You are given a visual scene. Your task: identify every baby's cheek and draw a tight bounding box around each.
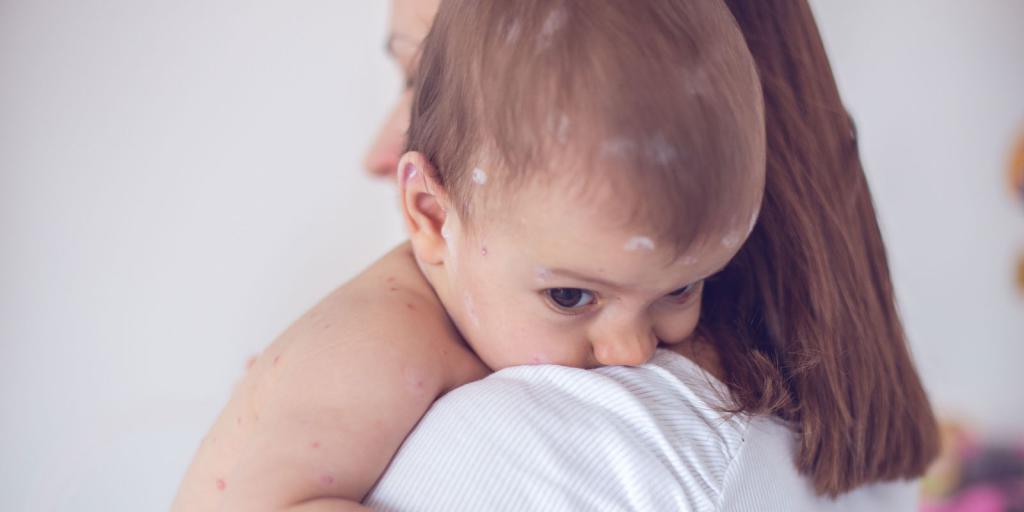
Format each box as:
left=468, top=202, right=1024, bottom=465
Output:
left=493, top=327, right=561, bottom=367
left=518, top=329, right=590, bottom=367
left=466, top=313, right=531, bottom=370
left=496, top=333, right=546, bottom=367
left=653, top=307, right=701, bottom=344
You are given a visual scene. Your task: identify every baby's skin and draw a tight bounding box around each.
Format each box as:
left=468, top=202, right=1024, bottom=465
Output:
left=171, top=242, right=490, bottom=511
left=171, top=152, right=756, bottom=510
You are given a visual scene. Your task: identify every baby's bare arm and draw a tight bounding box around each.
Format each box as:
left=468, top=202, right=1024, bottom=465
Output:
left=219, top=295, right=452, bottom=510
left=171, top=244, right=487, bottom=511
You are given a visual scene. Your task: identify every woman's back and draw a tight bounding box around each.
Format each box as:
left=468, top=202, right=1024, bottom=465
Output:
left=366, top=348, right=919, bottom=511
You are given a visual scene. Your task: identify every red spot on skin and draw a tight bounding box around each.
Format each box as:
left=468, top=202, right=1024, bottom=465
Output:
left=244, top=354, right=258, bottom=370
left=321, top=474, right=335, bottom=485
left=216, top=478, right=226, bottom=491
left=323, top=323, right=332, bottom=330
left=405, top=303, right=416, bottom=311
left=253, top=413, right=260, bottom=422
left=389, top=287, right=399, bottom=292
left=403, top=367, right=429, bottom=394
left=530, top=356, right=541, bottom=364
left=273, top=355, right=281, bottom=366
left=236, top=416, right=242, bottom=426
left=386, top=276, right=396, bottom=283
left=481, top=246, right=488, bottom=256
left=310, top=441, right=320, bottom=449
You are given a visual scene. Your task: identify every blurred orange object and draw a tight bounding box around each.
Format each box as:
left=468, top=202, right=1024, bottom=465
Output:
left=1017, top=253, right=1024, bottom=294
left=1010, top=126, right=1024, bottom=202
left=1011, top=127, right=1024, bottom=294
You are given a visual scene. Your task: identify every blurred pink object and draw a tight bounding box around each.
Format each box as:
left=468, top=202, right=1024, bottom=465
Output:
left=955, top=485, right=1007, bottom=511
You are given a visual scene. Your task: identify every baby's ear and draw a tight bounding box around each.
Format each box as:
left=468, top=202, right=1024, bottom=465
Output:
left=398, top=152, right=451, bottom=266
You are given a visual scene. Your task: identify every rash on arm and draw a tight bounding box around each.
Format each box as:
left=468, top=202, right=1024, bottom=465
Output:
left=218, top=328, right=446, bottom=511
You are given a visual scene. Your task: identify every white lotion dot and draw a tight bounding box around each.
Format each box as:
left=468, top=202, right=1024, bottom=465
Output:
left=682, top=255, right=699, bottom=266
left=541, top=7, right=567, bottom=37
left=472, top=167, right=488, bottom=185
left=721, top=232, right=741, bottom=248
left=624, top=236, right=656, bottom=252
left=548, top=112, right=573, bottom=144
left=535, top=266, right=552, bottom=282
left=441, top=224, right=452, bottom=240
left=398, top=163, right=418, bottom=182
left=647, top=133, right=678, bottom=166
left=682, top=67, right=713, bottom=98
left=600, top=137, right=636, bottom=160
left=463, top=292, right=480, bottom=327
left=505, top=20, right=521, bottom=45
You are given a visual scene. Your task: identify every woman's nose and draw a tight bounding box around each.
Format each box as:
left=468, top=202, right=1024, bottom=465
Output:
left=592, top=323, right=658, bottom=367
left=362, top=121, right=403, bottom=180
left=362, top=94, right=412, bottom=180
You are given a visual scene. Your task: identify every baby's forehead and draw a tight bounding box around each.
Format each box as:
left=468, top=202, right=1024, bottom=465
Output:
left=479, top=154, right=754, bottom=229
left=480, top=173, right=741, bottom=260
left=493, top=210, right=737, bottom=291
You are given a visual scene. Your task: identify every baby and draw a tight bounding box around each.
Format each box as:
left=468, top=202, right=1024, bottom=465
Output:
left=172, top=0, right=765, bottom=510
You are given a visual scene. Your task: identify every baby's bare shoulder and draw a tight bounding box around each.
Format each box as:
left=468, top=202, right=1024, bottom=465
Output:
left=276, top=244, right=487, bottom=391
left=280, top=247, right=461, bottom=360
left=216, top=246, right=482, bottom=507
left=171, top=244, right=487, bottom=510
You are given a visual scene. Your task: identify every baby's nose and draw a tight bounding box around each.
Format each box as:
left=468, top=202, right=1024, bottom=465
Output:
left=592, top=326, right=658, bottom=367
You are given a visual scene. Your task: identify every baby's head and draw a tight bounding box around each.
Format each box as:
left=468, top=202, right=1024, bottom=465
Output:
left=398, top=0, right=765, bottom=370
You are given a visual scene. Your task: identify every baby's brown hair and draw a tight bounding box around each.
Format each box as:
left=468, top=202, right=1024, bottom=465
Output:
left=407, top=0, right=765, bottom=252
left=409, top=0, right=941, bottom=498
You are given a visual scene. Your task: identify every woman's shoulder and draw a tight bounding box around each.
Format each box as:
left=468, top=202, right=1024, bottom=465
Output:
left=381, top=349, right=755, bottom=509
left=369, top=348, right=921, bottom=511
left=446, top=351, right=920, bottom=511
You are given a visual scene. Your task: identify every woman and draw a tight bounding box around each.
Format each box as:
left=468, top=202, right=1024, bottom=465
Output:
left=351, top=0, right=938, bottom=509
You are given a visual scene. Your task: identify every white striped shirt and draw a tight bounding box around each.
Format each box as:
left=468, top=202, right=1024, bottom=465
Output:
left=365, top=348, right=919, bottom=511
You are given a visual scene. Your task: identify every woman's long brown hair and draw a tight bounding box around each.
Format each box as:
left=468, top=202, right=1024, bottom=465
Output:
left=699, top=0, right=940, bottom=496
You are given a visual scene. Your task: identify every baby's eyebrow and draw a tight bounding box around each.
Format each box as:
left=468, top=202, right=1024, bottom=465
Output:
left=546, top=259, right=732, bottom=292
left=546, top=268, right=627, bottom=290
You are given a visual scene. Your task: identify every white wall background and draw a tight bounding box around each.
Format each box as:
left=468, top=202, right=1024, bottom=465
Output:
left=1, top=1, right=1021, bottom=510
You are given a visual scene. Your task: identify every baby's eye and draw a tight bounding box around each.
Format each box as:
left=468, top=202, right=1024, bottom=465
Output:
left=664, top=282, right=699, bottom=305
left=545, top=288, right=596, bottom=311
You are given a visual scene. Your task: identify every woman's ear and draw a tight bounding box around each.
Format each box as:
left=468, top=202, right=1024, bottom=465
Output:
left=397, top=151, right=451, bottom=266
